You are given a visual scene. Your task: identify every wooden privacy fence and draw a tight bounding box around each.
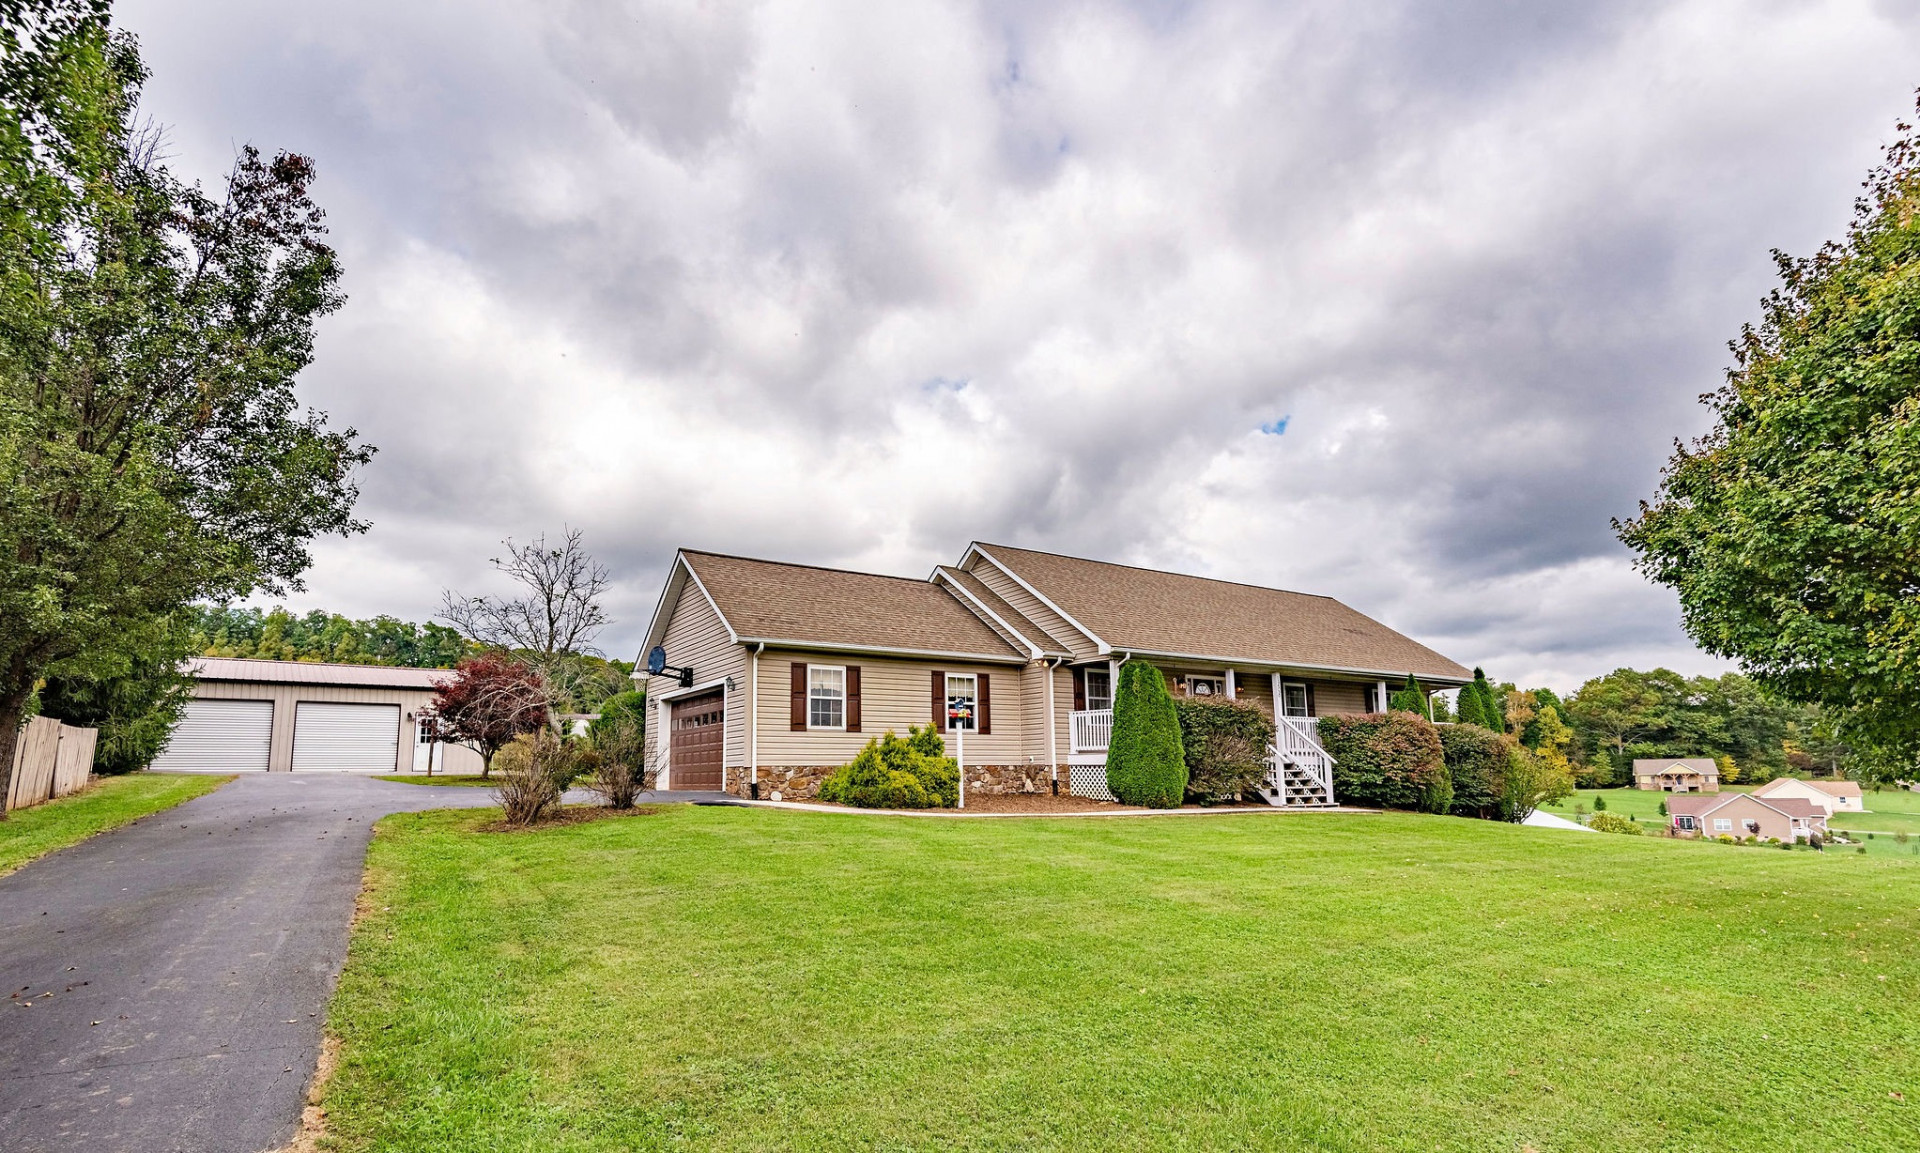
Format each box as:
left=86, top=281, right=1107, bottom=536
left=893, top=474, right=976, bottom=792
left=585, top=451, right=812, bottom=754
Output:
left=5, top=716, right=100, bottom=812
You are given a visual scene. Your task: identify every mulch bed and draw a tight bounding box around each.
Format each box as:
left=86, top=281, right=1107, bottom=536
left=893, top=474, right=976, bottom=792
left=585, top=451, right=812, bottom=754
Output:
left=478, top=804, right=665, bottom=833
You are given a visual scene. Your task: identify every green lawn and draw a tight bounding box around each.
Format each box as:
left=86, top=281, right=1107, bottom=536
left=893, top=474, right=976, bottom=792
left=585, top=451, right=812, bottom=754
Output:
left=322, top=807, right=1916, bottom=1152
left=1546, top=786, right=1920, bottom=857
left=373, top=774, right=497, bottom=787
left=0, top=772, right=230, bottom=876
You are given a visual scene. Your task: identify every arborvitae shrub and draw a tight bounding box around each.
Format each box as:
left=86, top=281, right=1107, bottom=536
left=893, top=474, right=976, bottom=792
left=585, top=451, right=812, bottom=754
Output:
left=1172, top=696, right=1275, bottom=803
left=1387, top=673, right=1426, bottom=715
left=816, top=725, right=957, bottom=809
left=1439, top=723, right=1507, bottom=819
left=1106, top=663, right=1186, bottom=807
left=1592, top=795, right=1607, bottom=811
left=1316, top=711, right=1449, bottom=812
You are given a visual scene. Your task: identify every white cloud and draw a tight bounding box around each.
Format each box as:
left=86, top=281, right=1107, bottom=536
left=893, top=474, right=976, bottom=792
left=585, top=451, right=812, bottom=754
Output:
left=119, top=0, right=1920, bottom=679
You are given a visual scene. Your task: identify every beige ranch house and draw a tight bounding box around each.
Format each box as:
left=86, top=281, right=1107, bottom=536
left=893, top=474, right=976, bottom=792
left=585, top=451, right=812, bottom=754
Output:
left=1751, top=777, right=1865, bottom=815
left=638, top=543, right=1471, bottom=806
left=1667, top=792, right=1828, bottom=842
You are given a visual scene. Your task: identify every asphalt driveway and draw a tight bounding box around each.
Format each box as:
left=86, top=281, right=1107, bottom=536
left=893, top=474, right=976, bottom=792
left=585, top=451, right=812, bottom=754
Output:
left=0, top=774, right=726, bottom=1153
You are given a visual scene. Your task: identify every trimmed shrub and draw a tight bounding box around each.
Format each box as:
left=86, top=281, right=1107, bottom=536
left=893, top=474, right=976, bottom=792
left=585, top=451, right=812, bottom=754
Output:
left=1172, top=696, right=1275, bottom=803
left=1592, top=794, right=1607, bottom=811
left=1106, top=663, right=1186, bottom=808
left=816, top=725, right=958, bottom=809
left=1440, top=723, right=1507, bottom=818
left=1316, top=711, right=1449, bottom=812
left=1586, top=811, right=1643, bottom=835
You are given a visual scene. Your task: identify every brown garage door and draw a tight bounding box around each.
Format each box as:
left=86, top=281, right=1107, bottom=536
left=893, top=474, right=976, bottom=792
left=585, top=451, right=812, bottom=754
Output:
left=669, top=692, right=725, bottom=790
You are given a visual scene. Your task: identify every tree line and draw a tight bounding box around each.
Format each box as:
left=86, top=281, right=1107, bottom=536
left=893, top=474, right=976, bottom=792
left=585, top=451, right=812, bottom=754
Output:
left=189, top=606, right=474, bottom=669
left=1447, top=665, right=1852, bottom=786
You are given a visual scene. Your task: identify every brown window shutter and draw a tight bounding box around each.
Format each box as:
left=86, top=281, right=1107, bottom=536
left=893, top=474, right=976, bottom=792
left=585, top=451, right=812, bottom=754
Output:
left=931, top=670, right=945, bottom=732
left=1072, top=667, right=1086, bottom=711
left=846, top=666, right=861, bottom=732
left=978, top=672, right=991, bottom=735
left=1305, top=682, right=1318, bottom=717
left=790, top=663, right=807, bottom=731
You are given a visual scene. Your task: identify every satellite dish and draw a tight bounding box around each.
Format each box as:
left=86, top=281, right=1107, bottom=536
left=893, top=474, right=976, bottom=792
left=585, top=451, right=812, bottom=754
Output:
left=646, top=645, right=667, bottom=675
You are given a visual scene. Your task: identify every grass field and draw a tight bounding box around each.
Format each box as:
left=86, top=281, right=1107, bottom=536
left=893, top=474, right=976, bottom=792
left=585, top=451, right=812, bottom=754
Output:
left=373, top=774, right=497, bottom=787
left=0, top=772, right=230, bottom=876
left=322, top=806, right=1917, bottom=1152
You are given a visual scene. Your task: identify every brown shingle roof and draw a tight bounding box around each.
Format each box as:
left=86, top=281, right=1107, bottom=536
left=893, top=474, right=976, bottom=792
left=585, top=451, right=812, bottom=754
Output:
left=973, top=543, right=1471, bottom=680
left=934, top=566, right=1076, bottom=657
left=1804, top=780, right=1863, bottom=798
left=1664, top=794, right=1724, bottom=818
left=683, top=551, right=1024, bottom=660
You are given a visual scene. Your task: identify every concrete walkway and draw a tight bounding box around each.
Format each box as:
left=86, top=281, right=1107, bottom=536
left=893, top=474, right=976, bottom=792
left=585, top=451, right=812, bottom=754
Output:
left=0, top=774, right=706, bottom=1153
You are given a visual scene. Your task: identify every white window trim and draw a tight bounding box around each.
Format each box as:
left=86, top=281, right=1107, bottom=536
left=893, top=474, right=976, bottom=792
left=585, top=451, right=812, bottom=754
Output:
left=1713, top=818, right=1732, bottom=832
left=945, top=671, right=979, bottom=733
left=1083, top=666, right=1113, bottom=713
left=1281, top=680, right=1311, bottom=718
left=808, top=664, right=847, bottom=731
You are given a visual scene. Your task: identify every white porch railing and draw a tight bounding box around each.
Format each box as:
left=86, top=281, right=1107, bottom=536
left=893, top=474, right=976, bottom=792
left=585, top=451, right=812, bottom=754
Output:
left=1070, top=709, right=1113, bottom=753
left=1264, top=716, right=1336, bottom=807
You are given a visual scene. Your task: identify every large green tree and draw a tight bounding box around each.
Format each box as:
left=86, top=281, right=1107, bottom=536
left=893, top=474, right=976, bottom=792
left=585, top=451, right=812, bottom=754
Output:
left=0, top=2, right=369, bottom=805
left=1619, top=109, right=1920, bottom=778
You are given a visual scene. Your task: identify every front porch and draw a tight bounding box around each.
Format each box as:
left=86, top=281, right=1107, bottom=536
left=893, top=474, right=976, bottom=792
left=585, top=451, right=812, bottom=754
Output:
left=1067, top=707, right=1335, bottom=808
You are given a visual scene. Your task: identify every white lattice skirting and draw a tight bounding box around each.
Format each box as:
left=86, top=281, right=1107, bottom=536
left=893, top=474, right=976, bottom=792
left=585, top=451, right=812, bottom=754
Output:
left=1068, top=763, right=1115, bottom=802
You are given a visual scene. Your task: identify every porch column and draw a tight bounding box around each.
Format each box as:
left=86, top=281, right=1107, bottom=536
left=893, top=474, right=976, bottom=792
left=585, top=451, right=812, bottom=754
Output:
left=1225, top=669, right=1236, bottom=700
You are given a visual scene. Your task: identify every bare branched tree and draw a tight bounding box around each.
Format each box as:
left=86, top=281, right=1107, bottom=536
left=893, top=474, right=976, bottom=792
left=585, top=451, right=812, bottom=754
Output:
left=439, top=529, right=611, bottom=698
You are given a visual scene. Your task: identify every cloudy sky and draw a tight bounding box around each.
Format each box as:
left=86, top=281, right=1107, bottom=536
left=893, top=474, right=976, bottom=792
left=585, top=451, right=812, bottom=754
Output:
left=121, top=0, right=1918, bottom=690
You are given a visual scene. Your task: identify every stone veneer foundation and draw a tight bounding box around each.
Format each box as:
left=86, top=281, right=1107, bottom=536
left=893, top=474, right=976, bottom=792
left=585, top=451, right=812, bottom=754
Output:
left=725, top=763, right=1058, bottom=802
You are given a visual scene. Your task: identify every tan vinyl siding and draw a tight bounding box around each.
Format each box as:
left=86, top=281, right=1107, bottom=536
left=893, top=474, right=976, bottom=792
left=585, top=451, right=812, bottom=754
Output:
left=1309, top=680, right=1368, bottom=717
left=1233, top=673, right=1275, bottom=716
left=757, top=651, right=1026, bottom=766
left=1021, top=661, right=1051, bottom=768
left=966, top=558, right=1100, bottom=659
left=188, top=680, right=483, bottom=773
left=645, top=585, right=748, bottom=774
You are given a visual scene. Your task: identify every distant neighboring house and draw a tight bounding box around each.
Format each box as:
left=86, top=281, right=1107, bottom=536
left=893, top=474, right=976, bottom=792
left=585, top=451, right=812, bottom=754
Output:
left=1667, top=792, right=1828, bottom=842
left=150, top=657, right=483, bottom=774
left=636, top=543, right=1471, bottom=805
left=1752, top=777, right=1865, bottom=815
left=1634, top=758, right=1720, bottom=792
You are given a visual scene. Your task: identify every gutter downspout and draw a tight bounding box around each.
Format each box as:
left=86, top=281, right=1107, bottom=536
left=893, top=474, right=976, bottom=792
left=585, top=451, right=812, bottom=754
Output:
left=1045, top=657, right=1061, bottom=793
left=749, top=642, right=764, bottom=799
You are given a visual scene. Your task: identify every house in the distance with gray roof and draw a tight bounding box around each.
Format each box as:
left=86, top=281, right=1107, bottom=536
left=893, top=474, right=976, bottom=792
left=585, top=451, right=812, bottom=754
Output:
left=636, top=542, right=1470, bottom=806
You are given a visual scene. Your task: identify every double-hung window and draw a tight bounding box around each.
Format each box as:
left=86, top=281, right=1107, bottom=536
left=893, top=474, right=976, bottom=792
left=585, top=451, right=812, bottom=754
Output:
left=1713, top=818, right=1732, bottom=833
left=1282, top=682, right=1310, bottom=718
left=1084, top=667, right=1112, bottom=712
left=945, top=672, right=978, bottom=732
left=809, top=665, right=846, bottom=729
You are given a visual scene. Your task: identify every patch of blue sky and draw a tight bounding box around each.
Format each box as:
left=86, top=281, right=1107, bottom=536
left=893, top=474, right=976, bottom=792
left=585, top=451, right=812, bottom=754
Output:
left=1258, top=415, right=1291, bottom=436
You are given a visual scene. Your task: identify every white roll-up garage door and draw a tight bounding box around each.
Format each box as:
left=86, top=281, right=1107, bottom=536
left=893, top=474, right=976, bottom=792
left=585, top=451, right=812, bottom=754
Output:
left=151, top=699, right=274, bottom=772
left=292, top=703, right=401, bottom=772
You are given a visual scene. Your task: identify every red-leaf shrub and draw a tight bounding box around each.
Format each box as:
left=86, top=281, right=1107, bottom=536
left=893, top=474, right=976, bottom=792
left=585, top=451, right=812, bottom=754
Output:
left=1316, top=711, right=1450, bottom=812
